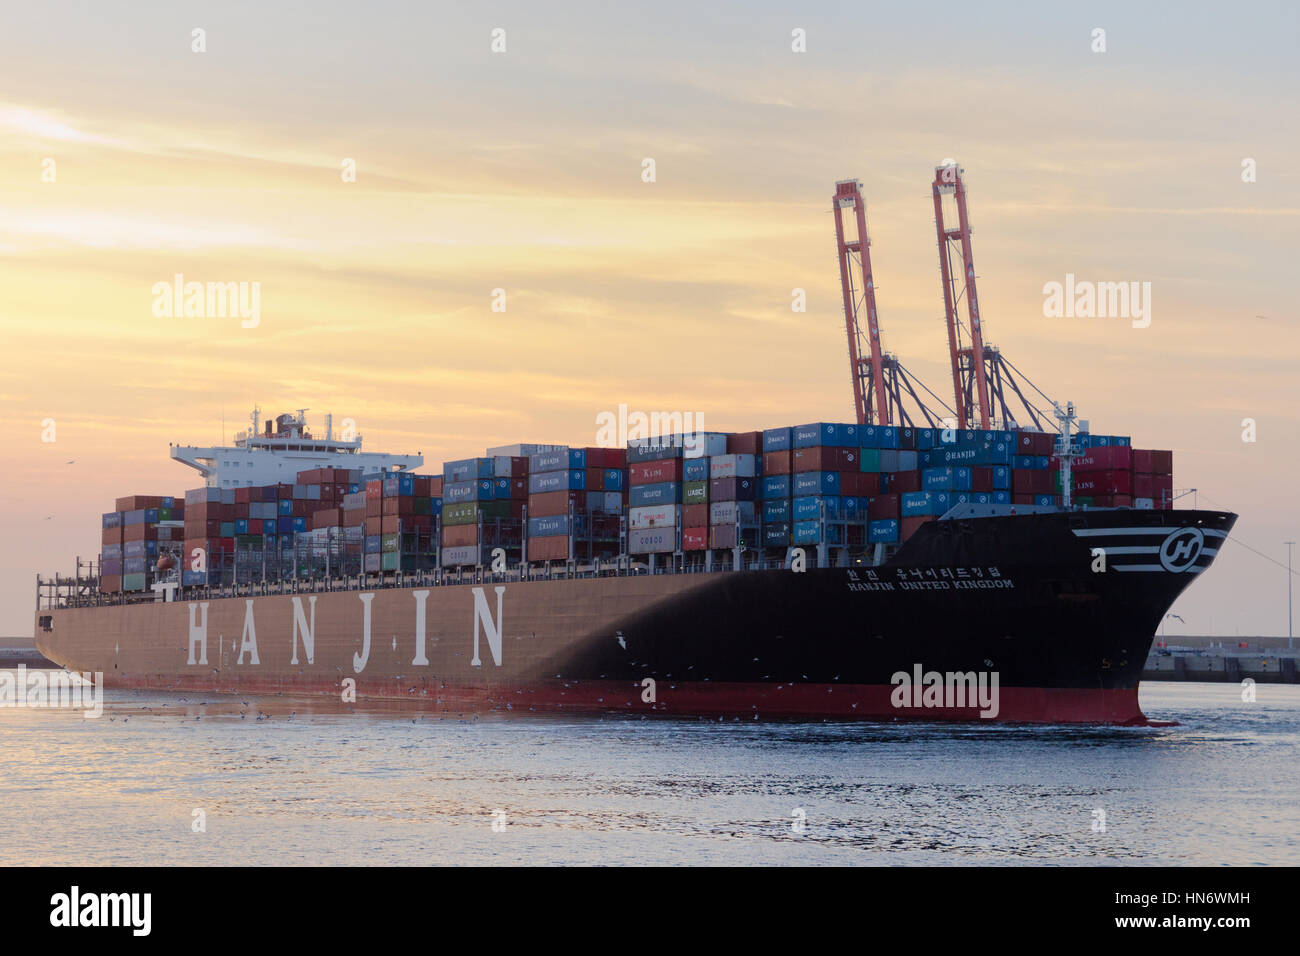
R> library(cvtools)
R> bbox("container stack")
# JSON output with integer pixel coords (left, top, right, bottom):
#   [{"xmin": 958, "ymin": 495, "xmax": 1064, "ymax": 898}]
[
  {"xmin": 526, "ymin": 447, "xmax": 626, "ymax": 563},
  {"xmin": 443, "ymin": 457, "xmax": 519, "ymax": 567},
  {"xmin": 108, "ymin": 494, "xmax": 186, "ymax": 592},
  {"xmin": 627, "ymin": 442, "xmax": 682, "ymax": 557},
  {"xmin": 1065, "ymin": 442, "xmax": 1171, "ymax": 509},
  {"xmin": 708, "ymin": 431, "xmax": 761, "ymax": 551}
]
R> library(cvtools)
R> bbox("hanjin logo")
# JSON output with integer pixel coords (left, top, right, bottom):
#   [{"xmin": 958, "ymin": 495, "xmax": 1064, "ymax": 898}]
[{"xmin": 1160, "ymin": 528, "xmax": 1204, "ymax": 572}]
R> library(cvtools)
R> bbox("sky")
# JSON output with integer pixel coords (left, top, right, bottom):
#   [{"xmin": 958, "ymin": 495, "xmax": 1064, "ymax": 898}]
[{"xmin": 1, "ymin": 0, "xmax": 1297, "ymax": 637}]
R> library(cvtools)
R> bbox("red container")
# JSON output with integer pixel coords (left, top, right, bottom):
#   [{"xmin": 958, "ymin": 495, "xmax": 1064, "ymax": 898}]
[
  {"xmin": 528, "ymin": 535, "xmax": 570, "ymax": 562},
  {"xmin": 115, "ymin": 494, "xmax": 164, "ymax": 511},
  {"xmin": 971, "ymin": 467, "xmax": 993, "ymax": 492},
  {"xmin": 683, "ymin": 527, "xmax": 708, "ymax": 551},
  {"xmin": 1134, "ymin": 473, "xmax": 1173, "ymax": 501},
  {"xmin": 901, "ymin": 515, "xmax": 932, "ymax": 543},
  {"xmin": 312, "ymin": 508, "xmax": 343, "ymax": 530},
  {"xmin": 868, "ymin": 495, "xmax": 900, "ymax": 520},
  {"xmin": 509, "ymin": 478, "xmax": 528, "ymax": 500},
  {"xmin": 365, "ymin": 480, "xmax": 383, "ymax": 501},
  {"xmin": 792, "ymin": 447, "xmax": 834, "ymax": 472},
  {"xmin": 528, "ymin": 490, "xmax": 587, "ymax": 516},
  {"xmin": 762, "ymin": 451, "xmax": 791, "ymax": 475},
  {"xmin": 887, "ymin": 471, "xmax": 921, "ymax": 494},
  {"xmin": 857, "ymin": 472, "xmax": 881, "ymax": 496},
  {"xmin": 585, "ymin": 448, "xmax": 626, "ymax": 469},
  {"xmin": 1012, "ymin": 493, "xmax": 1034, "ymax": 505},
  {"xmin": 727, "ymin": 432, "xmax": 761, "ymax": 456},
  {"xmin": 1012, "ymin": 469, "xmax": 1054, "ymax": 494},
  {"xmin": 443, "ymin": 524, "xmax": 480, "ymax": 547},
  {"xmin": 429, "ymin": 476, "xmax": 444, "ymax": 497},
  {"xmin": 629, "ymin": 459, "xmax": 683, "ymax": 484},
  {"xmin": 344, "ymin": 508, "xmax": 366, "ymax": 527},
  {"xmin": 382, "ymin": 496, "xmax": 416, "ymax": 516},
  {"xmin": 585, "ymin": 467, "xmax": 605, "ymax": 491},
  {"xmin": 1134, "ymin": 449, "xmax": 1173, "ymax": 475},
  {"xmin": 1074, "ymin": 446, "xmax": 1133, "ymax": 473},
  {"xmin": 366, "ymin": 497, "xmax": 383, "ymax": 518},
  {"xmin": 122, "ymin": 523, "xmax": 158, "ymax": 543},
  {"xmin": 102, "ymin": 526, "xmax": 122, "ymax": 546},
  {"xmin": 1016, "ymin": 431, "xmax": 1056, "ymax": 455},
  {"xmin": 1074, "ymin": 470, "xmax": 1133, "ymax": 496},
  {"xmin": 710, "ymin": 524, "xmax": 739, "ymax": 549},
  {"xmin": 683, "ymin": 503, "xmax": 708, "ymax": 527}
]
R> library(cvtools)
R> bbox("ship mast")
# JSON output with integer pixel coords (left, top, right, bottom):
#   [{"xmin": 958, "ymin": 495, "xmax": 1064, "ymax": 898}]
[{"xmin": 1053, "ymin": 400, "xmax": 1082, "ymax": 510}]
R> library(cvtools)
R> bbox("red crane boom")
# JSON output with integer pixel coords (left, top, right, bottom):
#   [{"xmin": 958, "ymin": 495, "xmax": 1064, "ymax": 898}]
[
  {"xmin": 833, "ymin": 179, "xmax": 890, "ymax": 425},
  {"xmin": 932, "ymin": 163, "xmax": 992, "ymax": 429}
]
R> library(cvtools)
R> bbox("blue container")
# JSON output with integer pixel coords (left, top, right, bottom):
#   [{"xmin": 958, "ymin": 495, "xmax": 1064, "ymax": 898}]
[
  {"xmin": 293, "ymin": 517, "xmax": 306, "ymax": 532},
  {"xmin": 683, "ymin": 458, "xmax": 710, "ymax": 482},
  {"xmin": 493, "ymin": 478, "xmax": 512, "ymax": 499},
  {"xmin": 901, "ymin": 491, "xmax": 933, "ymax": 516},
  {"xmin": 792, "ymin": 471, "xmax": 839, "ymax": 496},
  {"xmin": 762, "ymin": 427, "xmax": 792, "ymax": 452},
  {"xmin": 529, "ymin": 469, "xmax": 585, "ymax": 494},
  {"xmin": 124, "ymin": 509, "xmax": 145, "ymax": 526},
  {"xmin": 528, "ymin": 515, "xmax": 571, "ymax": 537},
  {"xmin": 528, "ymin": 448, "xmax": 584, "ymax": 472},
  {"xmin": 993, "ymin": 491, "xmax": 1011, "ymax": 505},
  {"xmin": 445, "ymin": 458, "xmax": 495, "ymax": 482},
  {"xmin": 365, "ymin": 535, "xmax": 381, "ymax": 554},
  {"xmin": 603, "ymin": 469, "xmax": 624, "ymax": 491},
  {"xmin": 278, "ymin": 499, "xmax": 293, "ymax": 515},
  {"xmin": 794, "ymin": 423, "xmax": 836, "ymax": 448},
  {"xmin": 101, "ymin": 511, "xmax": 122, "ymax": 529},
  {"xmin": 235, "ymin": 519, "xmax": 250, "ymax": 534},
  {"xmin": 629, "ymin": 481, "xmax": 681, "ymax": 507},
  {"xmin": 182, "ymin": 570, "xmax": 208, "ymax": 586},
  {"xmin": 917, "ymin": 428, "xmax": 936, "ymax": 449},
  {"xmin": 762, "ymin": 499, "xmax": 791, "ymax": 522},
  {"xmin": 762, "ymin": 522, "xmax": 791, "ymax": 547},
  {"xmin": 762, "ymin": 475, "xmax": 792, "ymax": 499},
  {"xmin": 220, "ymin": 521, "xmax": 235, "ymax": 537},
  {"xmin": 897, "ymin": 450, "xmax": 919, "ymax": 471},
  {"xmin": 860, "ymin": 425, "xmax": 899, "ymax": 449},
  {"xmin": 143, "ymin": 508, "xmax": 159, "ymax": 523},
  {"xmin": 992, "ymin": 465, "xmax": 1010, "ymax": 490},
  {"xmin": 429, "ymin": 498, "xmax": 443, "ymax": 515},
  {"xmin": 102, "ymin": 543, "xmax": 122, "ymax": 560},
  {"xmin": 793, "ymin": 495, "xmax": 842, "ymax": 520},
  {"xmin": 262, "ymin": 520, "xmax": 277, "ymax": 535},
  {"xmin": 625, "ymin": 440, "xmax": 682, "ymax": 464},
  {"xmin": 1034, "ymin": 494, "xmax": 1057, "ymax": 507},
  {"xmin": 869, "ymin": 519, "xmax": 900, "ymax": 543},
  {"xmin": 277, "ymin": 516, "xmax": 294, "ymax": 533},
  {"xmin": 444, "ymin": 480, "xmax": 491, "ymax": 503}
]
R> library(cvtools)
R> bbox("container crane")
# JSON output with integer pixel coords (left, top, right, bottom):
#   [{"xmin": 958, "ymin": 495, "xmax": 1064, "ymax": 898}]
[
  {"xmin": 931, "ymin": 163, "xmax": 1052, "ymax": 431},
  {"xmin": 834, "ymin": 178, "xmax": 949, "ymax": 428}
]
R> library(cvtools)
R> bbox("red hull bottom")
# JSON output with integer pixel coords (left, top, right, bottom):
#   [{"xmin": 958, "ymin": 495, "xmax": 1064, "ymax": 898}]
[{"xmin": 104, "ymin": 674, "xmax": 1153, "ymax": 725}]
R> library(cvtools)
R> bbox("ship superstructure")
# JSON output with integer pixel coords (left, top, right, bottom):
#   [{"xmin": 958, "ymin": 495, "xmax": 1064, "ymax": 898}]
[{"xmin": 170, "ymin": 408, "xmax": 422, "ymax": 489}]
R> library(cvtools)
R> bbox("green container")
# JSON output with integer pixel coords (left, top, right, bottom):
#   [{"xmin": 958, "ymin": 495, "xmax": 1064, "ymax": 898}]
[
  {"xmin": 382, "ymin": 533, "xmax": 400, "ymax": 553},
  {"xmin": 123, "ymin": 572, "xmax": 147, "ymax": 592},
  {"xmin": 381, "ymin": 551, "xmax": 399, "ymax": 572},
  {"xmin": 683, "ymin": 481, "xmax": 709, "ymax": 505},
  {"xmin": 443, "ymin": 500, "xmax": 509, "ymax": 526},
  {"xmin": 859, "ymin": 449, "xmax": 883, "ymax": 472},
  {"xmin": 158, "ymin": 507, "xmax": 173, "ymax": 521},
  {"xmin": 414, "ymin": 497, "xmax": 430, "ymax": 516}
]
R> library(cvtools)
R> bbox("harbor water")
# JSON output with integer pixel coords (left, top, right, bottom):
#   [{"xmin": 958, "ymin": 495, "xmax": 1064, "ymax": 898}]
[{"xmin": 1, "ymin": 679, "xmax": 1295, "ymax": 866}]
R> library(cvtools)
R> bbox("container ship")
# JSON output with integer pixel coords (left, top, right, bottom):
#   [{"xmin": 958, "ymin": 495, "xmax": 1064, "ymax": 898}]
[{"xmin": 33, "ymin": 166, "xmax": 1235, "ymax": 724}]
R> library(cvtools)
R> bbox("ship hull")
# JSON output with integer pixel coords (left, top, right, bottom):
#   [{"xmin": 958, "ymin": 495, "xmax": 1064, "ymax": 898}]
[{"xmin": 35, "ymin": 509, "xmax": 1235, "ymax": 725}]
